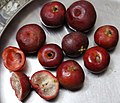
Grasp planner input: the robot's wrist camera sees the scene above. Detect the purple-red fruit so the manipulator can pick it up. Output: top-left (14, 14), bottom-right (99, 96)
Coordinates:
top-left (62, 32), bottom-right (89, 58)
top-left (38, 44), bottom-right (63, 68)
top-left (30, 70), bottom-right (59, 100)
top-left (16, 24), bottom-right (46, 54)
top-left (66, 0), bottom-right (96, 32)
top-left (57, 60), bottom-right (85, 90)
top-left (2, 46), bottom-right (26, 71)
top-left (40, 1), bottom-right (66, 28)
top-left (94, 25), bottom-right (119, 50)
top-left (10, 72), bottom-right (31, 101)
top-left (83, 46), bottom-right (110, 73)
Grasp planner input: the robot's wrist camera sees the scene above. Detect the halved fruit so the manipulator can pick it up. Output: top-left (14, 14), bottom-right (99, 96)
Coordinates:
top-left (30, 70), bottom-right (59, 100)
top-left (10, 72), bottom-right (31, 101)
top-left (2, 46), bottom-right (26, 71)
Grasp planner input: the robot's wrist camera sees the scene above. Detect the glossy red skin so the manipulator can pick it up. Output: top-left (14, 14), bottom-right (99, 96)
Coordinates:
top-left (57, 60), bottom-right (85, 90)
top-left (40, 1), bottom-right (66, 28)
top-left (94, 25), bottom-right (119, 50)
top-left (30, 70), bottom-right (59, 100)
top-left (66, 0), bottom-right (96, 32)
top-left (10, 72), bottom-right (31, 101)
top-left (83, 46), bottom-right (110, 73)
top-left (38, 44), bottom-right (63, 68)
top-left (62, 32), bottom-right (89, 58)
top-left (16, 24), bottom-right (46, 54)
top-left (2, 46), bottom-right (26, 71)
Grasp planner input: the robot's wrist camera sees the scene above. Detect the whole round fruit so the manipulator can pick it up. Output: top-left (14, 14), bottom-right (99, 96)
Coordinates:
top-left (83, 46), bottom-right (110, 73)
top-left (10, 72), bottom-right (31, 101)
top-left (66, 0), bottom-right (96, 32)
top-left (40, 1), bottom-right (66, 28)
top-left (30, 70), bottom-right (59, 100)
top-left (57, 60), bottom-right (85, 90)
top-left (2, 46), bottom-right (26, 71)
top-left (62, 32), bottom-right (89, 58)
top-left (94, 25), bottom-right (119, 50)
top-left (38, 43), bottom-right (63, 68)
top-left (16, 24), bottom-right (46, 54)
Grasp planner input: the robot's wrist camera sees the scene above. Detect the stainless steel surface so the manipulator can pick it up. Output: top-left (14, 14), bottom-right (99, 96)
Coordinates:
top-left (0, 0), bottom-right (120, 103)
top-left (0, 0), bottom-right (11, 9)
top-left (0, 0), bottom-right (33, 36)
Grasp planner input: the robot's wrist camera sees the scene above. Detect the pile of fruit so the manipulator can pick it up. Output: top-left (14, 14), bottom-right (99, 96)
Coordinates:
top-left (2, 0), bottom-right (119, 102)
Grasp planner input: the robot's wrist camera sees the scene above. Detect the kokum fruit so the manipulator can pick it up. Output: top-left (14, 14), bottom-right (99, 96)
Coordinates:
top-left (66, 0), bottom-right (96, 32)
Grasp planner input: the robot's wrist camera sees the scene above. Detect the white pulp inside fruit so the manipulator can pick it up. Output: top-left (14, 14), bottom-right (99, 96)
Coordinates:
top-left (32, 73), bottom-right (58, 96)
top-left (11, 73), bottom-right (21, 99)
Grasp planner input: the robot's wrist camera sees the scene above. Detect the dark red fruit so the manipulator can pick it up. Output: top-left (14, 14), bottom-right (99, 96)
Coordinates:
top-left (62, 32), bottom-right (89, 58)
top-left (40, 1), bottom-right (66, 28)
top-left (66, 0), bottom-right (96, 32)
top-left (38, 43), bottom-right (63, 68)
top-left (83, 46), bottom-right (110, 73)
top-left (2, 46), bottom-right (26, 71)
top-left (94, 25), bottom-right (119, 50)
top-left (30, 70), bottom-right (59, 100)
top-left (57, 60), bottom-right (85, 90)
top-left (10, 72), bottom-right (31, 101)
top-left (16, 24), bottom-right (46, 54)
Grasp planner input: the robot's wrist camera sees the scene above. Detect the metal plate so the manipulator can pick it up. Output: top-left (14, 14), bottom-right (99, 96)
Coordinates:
top-left (0, 0), bottom-right (120, 103)
top-left (0, 0), bottom-right (33, 36)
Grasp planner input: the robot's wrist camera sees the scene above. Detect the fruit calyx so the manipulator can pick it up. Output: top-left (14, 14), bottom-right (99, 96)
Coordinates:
top-left (74, 8), bottom-right (81, 16)
top-left (105, 28), bottom-right (112, 37)
top-left (52, 6), bottom-right (59, 12)
top-left (78, 46), bottom-right (86, 53)
top-left (47, 52), bottom-right (55, 59)
top-left (68, 66), bottom-right (76, 71)
top-left (95, 55), bottom-right (101, 63)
